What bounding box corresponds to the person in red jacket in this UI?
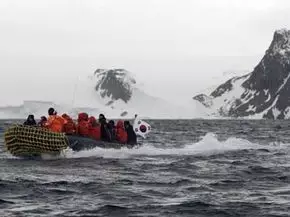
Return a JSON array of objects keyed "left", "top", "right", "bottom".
[
  {"left": 88, "top": 116, "right": 101, "bottom": 140},
  {"left": 62, "top": 113, "right": 76, "bottom": 135},
  {"left": 116, "top": 120, "right": 128, "bottom": 144},
  {"left": 77, "top": 112, "right": 89, "bottom": 137},
  {"left": 46, "top": 108, "right": 67, "bottom": 133}
]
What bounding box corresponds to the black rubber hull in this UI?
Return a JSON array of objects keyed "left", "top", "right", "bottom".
[{"left": 66, "top": 135, "right": 140, "bottom": 151}]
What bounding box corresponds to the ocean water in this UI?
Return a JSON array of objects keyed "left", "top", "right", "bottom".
[{"left": 0, "top": 119, "right": 289, "bottom": 217}]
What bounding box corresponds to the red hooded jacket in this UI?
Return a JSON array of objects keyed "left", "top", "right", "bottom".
[
  {"left": 62, "top": 113, "right": 76, "bottom": 135},
  {"left": 116, "top": 120, "right": 128, "bottom": 144},
  {"left": 88, "top": 116, "right": 101, "bottom": 140},
  {"left": 77, "top": 113, "right": 89, "bottom": 137},
  {"left": 46, "top": 115, "right": 67, "bottom": 133}
]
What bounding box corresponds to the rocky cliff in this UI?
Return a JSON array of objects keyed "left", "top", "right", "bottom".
[{"left": 193, "top": 29, "right": 290, "bottom": 119}]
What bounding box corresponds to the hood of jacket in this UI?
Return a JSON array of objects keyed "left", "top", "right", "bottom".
[{"left": 78, "top": 113, "right": 89, "bottom": 122}]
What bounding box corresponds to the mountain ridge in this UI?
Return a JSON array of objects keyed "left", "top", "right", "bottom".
[{"left": 193, "top": 28, "right": 290, "bottom": 119}]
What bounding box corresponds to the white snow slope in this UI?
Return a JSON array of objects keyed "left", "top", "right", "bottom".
[{"left": 192, "top": 74, "right": 253, "bottom": 118}]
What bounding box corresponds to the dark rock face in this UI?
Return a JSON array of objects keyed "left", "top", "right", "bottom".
[
  {"left": 193, "top": 94, "right": 213, "bottom": 107},
  {"left": 193, "top": 29, "right": 290, "bottom": 119},
  {"left": 94, "top": 69, "right": 136, "bottom": 103},
  {"left": 120, "top": 111, "right": 128, "bottom": 117},
  {"left": 210, "top": 77, "right": 235, "bottom": 98}
]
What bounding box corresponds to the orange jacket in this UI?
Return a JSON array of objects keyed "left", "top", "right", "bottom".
[
  {"left": 88, "top": 116, "right": 101, "bottom": 140},
  {"left": 77, "top": 113, "right": 89, "bottom": 137},
  {"left": 116, "top": 120, "right": 128, "bottom": 144},
  {"left": 46, "top": 115, "right": 67, "bottom": 133},
  {"left": 62, "top": 114, "right": 76, "bottom": 135}
]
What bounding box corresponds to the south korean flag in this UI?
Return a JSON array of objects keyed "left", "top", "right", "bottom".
[{"left": 133, "top": 115, "right": 151, "bottom": 138}]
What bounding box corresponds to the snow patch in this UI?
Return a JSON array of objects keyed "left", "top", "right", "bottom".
[
  {"left": 208, "top": 74, "right": 250, "bottom": 115},
  {"left": 272, "top": 107, "right": 281, "bottom": 119},
  {"left": 284, "top": 107, "right": 290, "bottom": 119},
  {"left": 265, "top": 92, "right": 271, "bottom": 103},
  {"left": 276, "top": 73, "right": 290, "bottom": 94},
  {"left": 239, "top": 90, "right": 256, "bottom": 106},
  {"left": 246, "top": 104, "right": 256, "bottom": 112}
]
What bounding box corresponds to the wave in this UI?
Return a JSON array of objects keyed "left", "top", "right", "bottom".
[
  {"left": 64, "top": 133, "right": 268, "bottom": 159},
  {"left": 1, "top": 133, "right": 288, "bottom": 160}
]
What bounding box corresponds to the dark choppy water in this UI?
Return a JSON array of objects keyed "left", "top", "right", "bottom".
[{"left": 0, "top": 119, "right": 290, "bottom": 217}]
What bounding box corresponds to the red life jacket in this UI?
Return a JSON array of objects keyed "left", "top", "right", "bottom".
[
  {"left": 88, "top": 116, "right": 101, "bottom": 140},
  {"left": 77, "top": 113, "right": 89, "bottom": 137},
  {"left": 88, "top": 125, "right": 101, "bottom": 140},
  {"left": 46, "top": 115, "right": 67, "bottom": 133},
  {"left": 62, "top": 114, "right": 76, "bottom": 135},
  {"left": 116, "top": 120, "right": 128, "bottom": 144}
]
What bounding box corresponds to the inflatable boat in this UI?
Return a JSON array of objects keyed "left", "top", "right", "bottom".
[
  {"left": 66, "top": 135, "right": 140, "bottom": 151},
  {"left": 4, "top": 125, "right": 140, "bottom": 158}
]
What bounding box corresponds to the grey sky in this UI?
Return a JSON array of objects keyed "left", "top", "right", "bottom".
[{"left": 1, "top": 0, "right": 290, "bottom": 105}]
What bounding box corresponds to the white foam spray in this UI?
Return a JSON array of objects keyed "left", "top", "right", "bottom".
[{"left": 64, "top": 133, "right": 265, "bottom": 159}]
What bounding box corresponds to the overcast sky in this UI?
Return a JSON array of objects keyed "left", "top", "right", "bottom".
[{"left": 1, "top": 0, "right": 290, "bottom": 105}]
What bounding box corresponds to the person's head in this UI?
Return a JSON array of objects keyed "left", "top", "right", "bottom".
[
  {"left": 88, "top": 116, "right": 98, "bottom": 126},
  {"left": 116, "top": 120, "right": 124, "bottom": 129},
  {"left": 108, "top": 120, "right": 115, "bottom": 127},
  {"left": 40, "top": 116, "right": 47, "bottom": 121},
  {"left": 48, "top": 107, "right": 57, "bottom": 116},
  {"left": 98, "top": 114, "right": 106, "bottom": 123},
  {"left": 27, "top": 114, "right": 35, "bottom": 121},
  {"left": 124, "top": 120, "right": 130, "bottom": 129},
  {"left": 99, "top": 113, "right": 105, "bottom": 120},
  {"left": 78, "top": 112, "right": 89, "bottom": 122},
  {"left": 62, "top": 113, "right": 71, "bottom": 120}
]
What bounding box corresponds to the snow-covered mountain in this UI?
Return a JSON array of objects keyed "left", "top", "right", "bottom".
[
  {"left": 94, "top": 69, "right": 136, "bottom": 104},
  {"left": 0, "top": 68, "right": 206, "bottom": 119},
  {"left": 193, "top": 29, "right": 290, "bottom": 119},
  {"left": 90, "top": 68, "right": 204, "bottom": 119}
]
